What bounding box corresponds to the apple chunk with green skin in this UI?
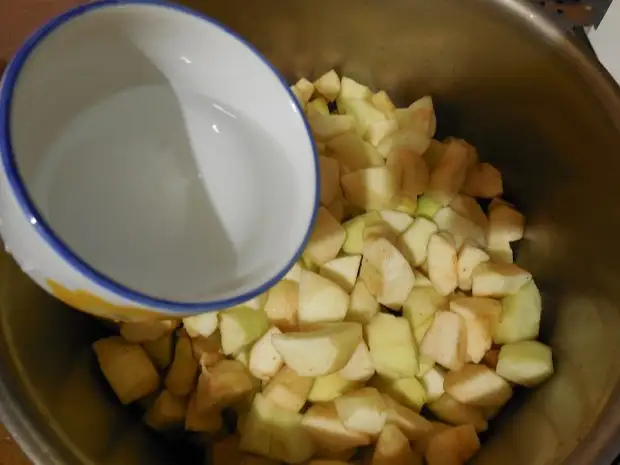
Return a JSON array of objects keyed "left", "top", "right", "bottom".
[
  {"left": 450, "top": 296, "right": 501, "bottom": 364},
  {"left": 299, "top": 269, "right": 350, "bottom": 326},
  {"left": 444, "top": 364, "right": 513, "bottom": 408},
  {"left": 334, "top": 387, "right": 387, "bottom": 436},
  {"left": 425, "top": 424, "right": 481, "bottom": 465},
  {"left": 342, "top": 166, "right": 398, "bottom": 211},
  {"left": 496, "top": 340, "right": 553, "bottom": 387},
  {"left": 398, "top": 217, "right": 438, "bottom": 267},
  {"left": 372, "top": 424, "right": 418, "bottom": 465},
  {"left": 427, "top": 232, "right": 458, "bottom": 296},
  {"left": 219, "top": 306, "right": 269, "bottom": 355},
  {"left": 303, "top": 207, "right": 346, "bottom": 267},
  {"left": 421, "top": 311, "right": 467, "bottom": 371},
  {"left": 363, "top": 237, "right": 415, "bottom": 310},
  {"left": 494, "top": 280, "right": 542, "bottom": 344},
  {"left": 471, "top": 262, "right": 532, "bottom": 297},
  {"left": 271, "top": 322, "right": 362, "bottom": 376},
  {"left": 366, "top": 313, "right": 418, "bottom": 379},
  {"left": 319, "top": 255, "right": 361, "bottom": 293}
]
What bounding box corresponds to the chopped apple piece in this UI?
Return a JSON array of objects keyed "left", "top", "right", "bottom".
[
  {"left": 196, "top": 360, "right": 254, "bottom": 410},
  {"left": 367, "top": 120, "right": 398, "bottom": 147},
  {"left": 303, "top": 207, "right": 346, "bottom": 267},
  {"left": 249, "top": 327, "right": 284, "bottom": 381},
  {"left": 413, "top": 421, "right": 452, "bottom": 456},
  {"left": 450, "top": 194, "right": 488, "bottom": 230},
  {"left": 319, "top": 156, "right": 341, "bottom": 205},
  {"left": 376, "top": 129, "right": 431, "bottom": 159},
  {"left": 219, "top": 307, "right": 269, "bottom": 355},
  {"left": 382, "top": 394, "right": 432, "bottom": 440},
  {"left": 414, "top": 270, "right": 433, "bottom": 287},
  {"left": 457, "top": 242, "right": 490, "bottom": 291},
  {"left": 427, "top": 232, "right": 458, "bottom": 296},
  {"left": 433, "top": 207, "right": 486, "bottom": 249},
  {"left": 358, "top": 258, "right": 383, "bottom": 297},
  {"left": 482, "top": 349, "right": 500, "bottom": 370},
  {"left": 309, "top": 115, "right": 355, "bottom": 141},
  {"left": 488, "top": 241, "right": 514, "bottom": 264},
  {"left": 183, "top": 312, "right": 218, "bottom": 339},
  {"left": 371, "top": 91, "right": 396, "bottom": 117},
  {"left": 340, "top": 76, "right": 372, "bottom": 100},
  {"left": 120, "top": 320, "right": 178, "bottom": 343},
  {"left": 388, "top": 150, "right": 430, "bottom": 201},
  {"left": 496, "top": 340, "right": 553, "bottom": 387},
  {"left": 307, "top": 98, "right": 330, "bottom": 118},
  {"left": 363, "top": 238, "right": 415, "bottom": 309},
  {"left": 92, "top": 336, "right": 159, "bottom": 404},
  {"left": 314, "top": 70, "right": 341, "bottom": 101},
  {"left": 165, "top": 330, "right": 198, "bottom": 396},
  {"left": 444, "top": 364, "right": 513, "bottom": 407},
  {"left": 396, "top": 96, "right": 436, "bottom": 137},
  {"left": 494, "top": 280, "right": 542, "bottom": 344},
  {"left": 263, "top": 366, "right": 314, "bottom": 412},
  {"left": 423, "top": 140, "right": 447, "bottom": 171},
  {"left": 185, "top": 392, "right": 222, "bottom": 433},
  {"left": 345, "top": 99, "right": 387, "bottom": 135},
  {"left": 271, "top": 322, "right": 363, "bottom": 376},
  {"left": 342, "top": 211, "right": 381, "bottom": 255},
  {"left": 426, "top": 141, "right": 470, "bottom": 206},
  {"left": 264, "top": 280, "right": 299, "bottom": 332},
  {"left": 425, "top": 424, "right": 481, "bottom": 465},
  {"left": 334, "top": 387, "right": 386, "bottom": 435},
  {"left": 320, "top": 255, "right": 362, "bottom": 293},
  {"left": 450, "top": 296, "right": 501, "bottom": 363},
  {"left": 366, "top": 313, "right": 418, "bottom": 379},
  {"left": 291, "top": 78, "right": 314, "bottom": 107},
  {"left": 372, "top": 424, "right": 416, "bottom": 465},
  {"left": 427, "top": 394, "right": 488, "bottom": 432},
  {"left": 327, "top": 133, "right": 384, "bottom": 172},
  {"left": 143, "top": 332, "right": 174, "bottom": 370},
  {"left": 378, "top": 210, "right": 413, "bottom": 233},
  {"left": 240, "top": 394, "right": 315, "bottom": 464},
  {"left": 399, "top": 217, "right": 438, "bottom": 267},
  {"left": 487, "top": 202, "right": 525, "bottom": 253},
  {"left": 239, "top": 294, "right": 268, "bottom": 311},
  {"left": 415, "top": 194, "right": 442, "bottom": 219},
  {"left": 144, "top": 390, "right": 187, "bottom": 430},
  {"left": 284, "top": 262, "right": 303, "bottom": 284},
  {"left": 463, "top": 162, "right": 503, "bottom": 198},
  {"left": 347, "top": 281, "right": 380, "bottom": 324},
  {"left": 340, "top": 342, "right": 375, "bottom": 381},
  {"left": 420, "top": 367, "right": 446, "bottom": 402},
  {"left": 342, "top": 166, "right": 398, "bottom": 211},
  {"left": 308, "top": 372, "right": 359, "bottom": 402},
  {"left": 403, "top": 287, "right": 448, "bottom": 344},
  {"left": 326, "top": 195, "right": 345, "bottom": 223},
  {"left": 299, "top": 269, "right": 350, "bottom": 325},
  {"left": 363, "top": 221, "right": 399, "bottom": 247},
  {"left": 302, "top": 403, "right": 372, "bottom": 452},
  {"left": 421, "top": 311, "right": 467, "bottom": 371},
  {"left": 191, "top": 331, "right": 224, "bottom": 367},
  {"left": 370, "top": 376, "right": 427, "bottom": 411},
  {"left": 471, "top": 262, "right": 532, "bottom": 297}
]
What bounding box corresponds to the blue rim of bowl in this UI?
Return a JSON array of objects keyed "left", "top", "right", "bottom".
[{"left": 0, "top": 0, "right": 319, "bottom": 313}]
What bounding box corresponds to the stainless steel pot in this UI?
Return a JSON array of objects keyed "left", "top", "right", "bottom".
[{"left": 1, "top": 0, "right": 620, "bottom": 464}]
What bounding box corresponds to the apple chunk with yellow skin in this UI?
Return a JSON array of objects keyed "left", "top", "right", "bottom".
[
  {"left": 427, "top": 232, "right": 458, "bottom": 296},
  {"left": 450, "top": 296, "right": 501, "bottom": 364},
  {"left": 334, "top": 387, "right": 387, "bottom": 436},
  {"left": 372, "top": 424, "right": 419, "bottom": 465},
  {"left": 302, "top": 403, "right": 372, "bottom": 452},
  {"left": 319, "top": 255, "right": 361, "bottom": 293},
  {"left": 444, "top": 364, "right": 513, "bottom": 408},
  {"left": 421, "top": 312, "right": 467, "bottom": 371},
  {"left": 271, "top": 322, "right": 363, "bottom": 376},
  {"left": 303, "top": 207, "right": 346, "bottom": 267},
  {"left": 363, "top": 237, "right": 415, "bottom": 310},
  {"left": 471, "top": 262, "right": 532, "bottom": 297},
  {"left": 425, "top": 424, "right": 481, "bottom": 465},
  {"left": 342, "top": 166, "right": 398, "bottom": 211},
  {"left": 494, "top": 280, "right": 542, "bottom": 344},
  {"left": 262, "top": 366, "right": 314, "bottom": 413},
  {"left": 299, "top": 269, "right": 350, "bottom": 325},
  {"left": 366, "top": 313, "right": 418, "bottom": 379}
]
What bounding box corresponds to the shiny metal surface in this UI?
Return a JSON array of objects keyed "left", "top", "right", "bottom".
[{"left": 1, "top": 0, "right": 620, "bottom": 464}]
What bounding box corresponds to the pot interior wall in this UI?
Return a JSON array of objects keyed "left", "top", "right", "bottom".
[{"left": 1, "top": 0, "right": 620, "bottom": 464}]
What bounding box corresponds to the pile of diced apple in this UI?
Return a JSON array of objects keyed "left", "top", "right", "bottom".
[{"left": 92, "top": 70, "right": 553, "bottom": 465}]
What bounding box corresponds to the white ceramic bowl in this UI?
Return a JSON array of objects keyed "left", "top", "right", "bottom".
[{"left": 0, "top": 0, "right": 318, "bottom": 320}]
